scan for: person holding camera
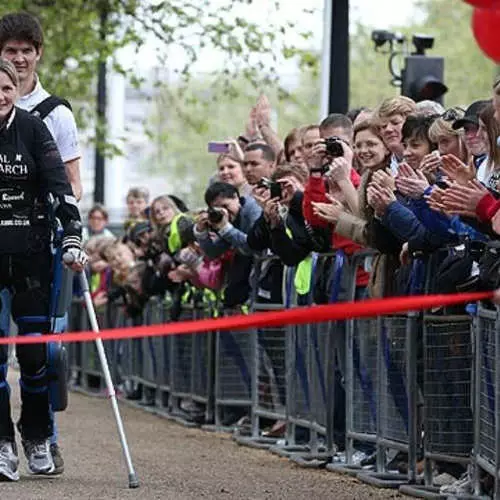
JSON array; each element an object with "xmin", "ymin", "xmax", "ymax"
[
  {"xmin": 247, "ymin": 165, "xmax": 316, "ymax": 267},
  {"xmin": 302, "ymin": 114, "xmax": 367, "ymax": 270},
  {"xmin": 194, "ymin": 182, "xmax": 261, "ymax": 258},
  {"xmin": 194, "ymin": 182, "xmax": 262, "ymax": 308}
]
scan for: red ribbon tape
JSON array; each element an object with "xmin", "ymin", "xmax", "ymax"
[{"xmin": 0, "ymin": 291, "xmax": 492, "ymax": 345}]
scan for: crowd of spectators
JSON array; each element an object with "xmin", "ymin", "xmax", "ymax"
[{"xmin": 79, "ymin": 85, "xmax": 500, "ymax": 496}]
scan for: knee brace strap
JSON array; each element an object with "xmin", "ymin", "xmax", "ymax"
[
  {"xmin": 17, "ymin": 316, "xmax": 50, "ymax": 335},
  {"xmin": 20, "ymin": 366, "xmax": 48, "ymax": 394},
  {"xmin": 17, "ymin": 332, "xmax": 48, "ymax": 394}
]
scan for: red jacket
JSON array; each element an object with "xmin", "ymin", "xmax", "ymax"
[
  {"xmin": 302, "ymin": 170, "xmax": 369, "ymax": 286},
  {"xmin": 476, "ymin": 192, "xmax": 500, "ymax": 222}
]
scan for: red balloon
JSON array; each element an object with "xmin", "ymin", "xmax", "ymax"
[
  {"xmin": 472, "ymin": 7, "xmax": 500, "ymax": 62},
  {"xmin": 464, "ymin": 0, "xmax": 500, "ymax": 7}
]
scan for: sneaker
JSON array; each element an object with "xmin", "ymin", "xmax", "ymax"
[
  {"xmin": 434, "ymin": 472, "xmax": 457, "ymax": 487},
  {"xmin": 0, "ymin": 440, "xmax": 19, "ymax": 481},
  {"xmin": 360, "ymin": 451, "xmax": 377, "ymax": 468},
  {"xmin": 351, "ymin": 450, "xmax": 369, "ymax": 465},
  {"xmin": 439, "ymin": 473, "xmax": 473, "ymax": 496},
  {"xmin": 22, "ymin": 438, "xmax": 55, "ymax": 475},
  {"xmin": 49, "ymin": 443, "xmax": 64, "ymax": 475}
]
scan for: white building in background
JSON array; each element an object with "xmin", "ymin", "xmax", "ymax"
[{"xmin": 79, "ymin": 68, "xmax": 172, "ymax": 222}]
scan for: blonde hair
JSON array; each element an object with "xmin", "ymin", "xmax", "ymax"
[
  {"xmin": 428, "ymin": 117, "xmax": 462, "ymax": 143},
  {"xmin": 216, "ymin": 141, "xmax": 244, "ymax": 165},
  {"xmin": 84, "ymin": 234, "xmax": 116, "ymax": 254},
  {"xmin": 354, "ymin": 118, "xmax": 385, "ymax": 140},
  {"xmin": 375, "ymin": 96, "xmax": 417, "ymax": 121},
  {"xmin": 150, "ymin": 195, "xmax": 180, "ymax": 227},
  {"xmin": 216, "ymin": 152, "xmax": 243, "ymax": 167},
  {"xmin": 98, "ymin": 237, "xmax": 120, "ymax": 261},
  {"xmin": 0, "ymin": 58, "xmax": 18, "ymax": 88}
]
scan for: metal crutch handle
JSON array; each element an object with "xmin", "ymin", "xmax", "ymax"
[{"xmin": 66, "ymin": 254, "xmax": 139, "ymax": 489}]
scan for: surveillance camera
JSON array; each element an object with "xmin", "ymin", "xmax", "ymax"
[
  {"xmin": 371, "ymin": 30, "xmax": 395, "ymax": 49},
  {"xmin": 412, "ymin": 34, "xmax": 434, "ymax": 55}
]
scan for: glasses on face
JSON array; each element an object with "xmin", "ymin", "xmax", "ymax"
[{"xmin": 440, "ymin": 107, "xmax": 465, "ymax": 122}]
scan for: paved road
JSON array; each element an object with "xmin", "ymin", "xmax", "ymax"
[{"xmin": 4, "ymin": 372, "xmax": 408, "ymax": 500}]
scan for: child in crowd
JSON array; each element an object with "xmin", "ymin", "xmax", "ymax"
[
  {"xmin": 84, "ymin": 235, "xmax": 115, "ymax": 308},
  {"xmin": 124, "ymin": 186, "xmax": 150, "ymax": 233}
]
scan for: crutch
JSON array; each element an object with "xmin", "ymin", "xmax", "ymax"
[{"xmin": 64, "ymin": 254, "xmax": 139, "ymax": 488}]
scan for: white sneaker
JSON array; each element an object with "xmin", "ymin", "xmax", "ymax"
[
  {"xmin": 434, "ymin": 472, "xmax": 457, "ymax": 487},
  {"xmin": 351, "ymin": 450, "xmax": 369, "ymax": 465},
  {"xmin": 0, "ymin": 440, "xmax": 19, "ymax": 481},
  {"xmin": 22, "ymin": 438, "xmax": 55, "ymax": 475},
  {"xmin": 439, "ymin": 473, "xmax": 473, "ymax": 497}
]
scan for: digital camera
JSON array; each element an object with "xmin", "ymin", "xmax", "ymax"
[
  {"xmin": 256, "ymin": 177, "xmax": 282, "ymax": 199},
  {"xmin": 324, "ymin": 136, "xmax": 344, "ymax": 158},
  {"xmin": 207, "ymin": 207, "xmax": 224, "ymax": 224}
]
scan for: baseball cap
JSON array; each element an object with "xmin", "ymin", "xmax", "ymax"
[
  {"xmin": 452, "ymin": 100, "xmax": 491, "ymax": 130},
  {"xmin": 129, "ymin": 221, "xmax": 151, "ymax": 244}
]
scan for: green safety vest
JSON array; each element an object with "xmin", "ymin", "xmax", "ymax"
[
  {"xmin": 167, "ymin": 213, "xmax": 185, "ymax": 254},
  {"xmin": 284, "ymin": 226, "xmax": 312, "ymax": 296}
]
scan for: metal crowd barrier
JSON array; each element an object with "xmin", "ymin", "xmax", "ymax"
[
  {"xmin": 213, "ymin": 306, "xmax": 254, "ymax": 429},
  {"xmin": 235, "ymin": 257, "xmax": 294, "ymax": 449},
  {"xmin": 68, "ymin": 299, "xmax": 123, "ymax": 393},
  {"xmin": 473, "ymin": 303, "xmax": 499, "ymax": 498},
  {"xmin": 267, "ymin": 252, "xmax": 345, "ymax": 467},
  {"xmin": 329, "ymin": 250, "xmax": 378, "ymax": 475},
  {"xmin": 65, "ymin": 249, "xmax": 500, "ymax": 498},
  {"xmin": 169, "ymin": 292, "xmax": 215, "ymax": 426},
  {"xmin": 358, "ymin": 258, "xmax": 424, "ymax": 489}
]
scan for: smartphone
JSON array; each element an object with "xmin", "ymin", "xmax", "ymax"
[
  {"xmin": 270, "ymin": 182, "xmax": 282, "ymax": 199},
  {"xmin": 208, "ymin": 141, "xmax": 231, "ymax": 154}
]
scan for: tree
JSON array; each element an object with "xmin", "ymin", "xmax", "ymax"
[
  {"xmin": 0, "ymin": 1, "xmax": 315, "ymax": 107},
  {"xmin": 144, "ymin": 0, "xmax": 499, "ymax": 207},
  {"xmin": 145, "ymin": 70, "xmax": 320, "ymax": 206}
]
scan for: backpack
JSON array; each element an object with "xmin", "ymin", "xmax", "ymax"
[{"xmin": 30, "ymin": 95, "xmax": 72, "ymax": 120}]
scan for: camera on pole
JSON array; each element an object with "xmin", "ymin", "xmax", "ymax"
[{"xmin": 371, "ymin": 30, "xmax": 448, "ymax": 104}]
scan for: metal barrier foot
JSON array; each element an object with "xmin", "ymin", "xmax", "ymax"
[
  {"xmin": 327, "ymin": 462, "xmax": 372, "ymax": 477},
  {"xmin": 201, "ymin": 424, "xmax": 237, "ymax": 433},
  {"xmin": 400, "ymin": 485, "xmax": 490, "ymax": 500},
  {"xmin": 399, "ymin": 484, "xmax": 444, "ymax": 499},
  {"xmin": 233, "ymin": 435, "xmax": 278, "ymax": 450},
  {"xmin": 166, "ymin": 408, "xmax": 203, "ymax": 428},
  {"xmin": 357, "ymin": 471, "xmax": 410, "ymax": 489},
  {"xmin": 288, "ymin": 452, "xmax": 333, "ymax": 469},
  {"xmin": 268, "ymin": 443, "xmax": 310, "ymax": 458}
]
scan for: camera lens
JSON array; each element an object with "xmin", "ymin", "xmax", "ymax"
[
  {"xmin": 324, "ymin": 137, "xmax": 344, "ymax": 158},
  {"xmin": 208, "ymin": 208, "xmax": 224, "ymax": 224}
]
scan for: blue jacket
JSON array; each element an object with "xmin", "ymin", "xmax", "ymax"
[
  {"xmin": 381, "ymin": 195, "xmax": 487, "ymax": 253},
  {"xmin": 194, "ymin": 195, "xmax": 262, "ymax": 258},
  {"xmin": 408, "ymin": 188, "xmax": 486, "ymax": 241}
]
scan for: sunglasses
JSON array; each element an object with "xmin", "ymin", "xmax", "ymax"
[{"xmin": 440, "ymin": 107, "xmax": 465, "ymax": 122}]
